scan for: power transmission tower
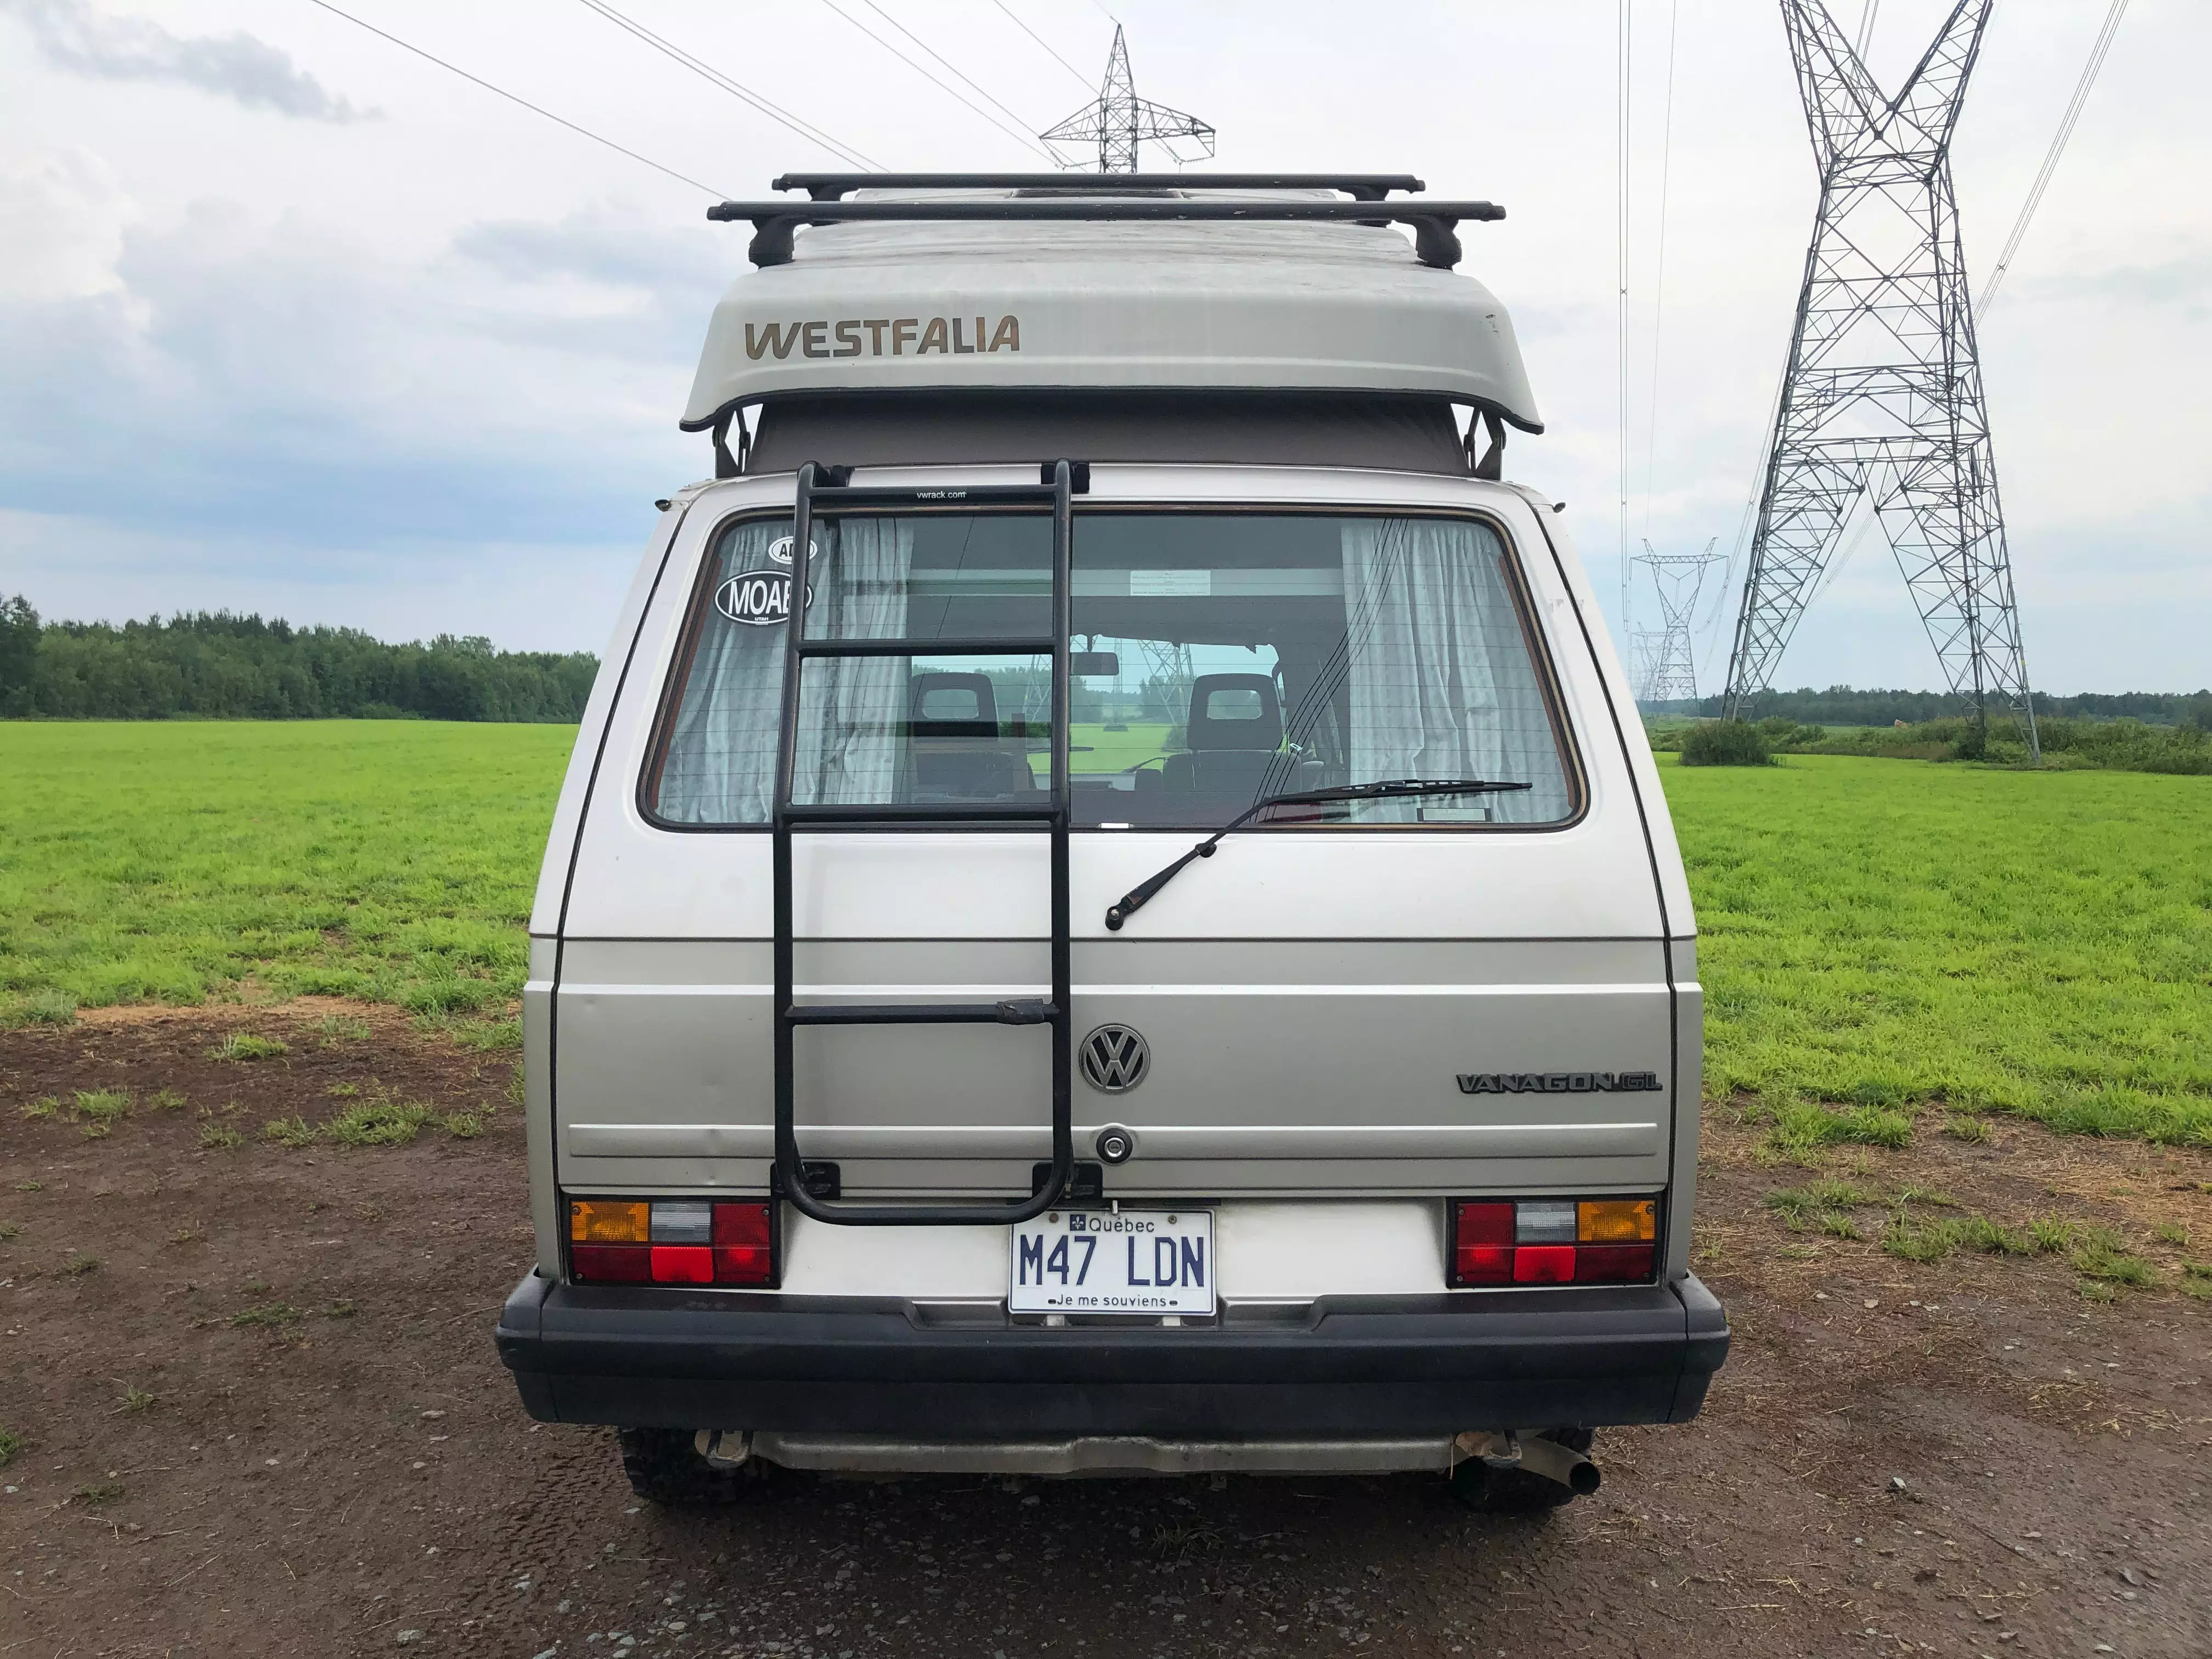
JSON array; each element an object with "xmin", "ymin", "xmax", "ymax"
[
  {"xmin": 1723, "ymin": 0, "xmax": 2039, "ymax": 759},
  {"xmin": 1138, "ymin": 639, "xmax": 1194, "ymax": 723},
  {"xmin": 1635, "ymin": 539, "xmax": 1724, "ymax": 704},
  {"xmin": 1041, "ymin": 25, "xmax": 1215, "ymax": 172}
]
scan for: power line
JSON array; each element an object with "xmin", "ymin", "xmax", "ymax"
[
  {"xmin": 1615, "ymin": 0, "xmax": 1632, "ymax": 636},
  {"xmin": 1638, "ymin": 0, "xmax": 1680, "ymax": 543},
  {"xmin": 819, "ymin": 0, "xmax": 1058, "ymax": 162},
  {"xmin": 1975, "ymin": 0, "xmax": 2128, "ymax": 320},
  {"xmin": 1853, "ymin": 0, "xmax": 1879, "ymax": 59},
  {"xmin": 992, "ymin": 0, "xmax": 1094, "ymax": 91},
  {"xmin": 302, "ymin": 0, "xmax": 729, "ymax": 196},
  {"xmin": 864, "ymin": 1, "xmax": 1042, "ymax": 140},
  {"xmin": 572, "ymin": 0, "xmax": 879, "ymax": 171}
]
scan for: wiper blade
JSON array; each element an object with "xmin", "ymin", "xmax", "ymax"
[{"xmin": 1102, "ymin": 778, "xmax": 1533, "ymax": 931}]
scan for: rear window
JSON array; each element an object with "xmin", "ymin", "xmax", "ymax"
[{"xmin": 646, "ymin": 510, "xmax": 1578, "ymax": 830}]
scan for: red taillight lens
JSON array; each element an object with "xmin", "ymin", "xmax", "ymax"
[
  {"xmin": 568, "ymin": 1197, "xmax": 776, "ymax": 1286},
  {"xmin": 650, "ymin": 1244, "xmax": 715, "ymax": 1284},
  {"xmin": 1511, "ymin": 1244, "xmax": 1577, "ymax": 1284},
  {"xmin": 1453, "ymin": 1201, "xmax": 1515, "ymax": 1284},
  {"xmin": 571, "ymin": 1243, "xmax": 650, "ymax": 1283},
  {"xmin": 711, "ymin": 1202, "xmax": 774, "ymax": 1286},
  {"xmin": 1572, "ymin": 1242, "xmax": 1656, "ymax": 1284},
  {"xmin": 1451, "ymin": 1200, "xmax": 1660, "ymax": 1288}
]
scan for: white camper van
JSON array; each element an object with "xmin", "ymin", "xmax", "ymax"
[{"xmin": 496, "ymin": 174, "xmax": 1727, "ymax": 1509}]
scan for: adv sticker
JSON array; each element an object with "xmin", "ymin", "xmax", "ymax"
[{"xmin": 714, "ymin": 536, "xmax": 817, "ymax": 627}]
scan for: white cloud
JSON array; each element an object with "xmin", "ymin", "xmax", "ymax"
[
  {"xmin": 0, "ymin": 0, "xmax": 2203, "ymax": 690},
  {"xmin": 2, "ymin": 0, "xmax": 373, "ymax": 121},
  {"xmin": 0, "ymin": 144, "xmax": 135, "ymax": 303}
]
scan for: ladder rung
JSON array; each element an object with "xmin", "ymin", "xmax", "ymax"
[
  {"xmin": 782, "ymin": 800, "xmax": 1060, "ymax": 824},
  {"xmin": 786, "ymin": 1000, "xmax": 1057, "ymax": 1028},
  {"xmin": 795, "ymin": 635, "xmax": 1055, "ymax": 659},
  {"xmin": 804, "ymin": 483, "xmax": 1060, "ymax": 507}
]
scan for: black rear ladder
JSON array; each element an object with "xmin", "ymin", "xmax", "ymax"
[{"xmin": 771, "ymin": 461, "xmax": 1076, "ymax": 1225}]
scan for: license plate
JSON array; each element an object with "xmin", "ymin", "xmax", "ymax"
[{"xmin": 1008, "ymin": 1209, "xmax": 1215, "ymax": 1316}]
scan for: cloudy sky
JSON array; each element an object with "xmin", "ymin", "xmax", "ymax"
[{"xmin": 1, "ymin": 0, "xmax": 2203, "ymax": 693}]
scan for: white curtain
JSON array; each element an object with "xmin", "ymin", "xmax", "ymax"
[
  {"xmin": 1340, "ymin": 517, "xmax": 1570, "ymax": 824},
  {"xmin": 657, "ymin": 517, "xmax": 788, "ymax": 825},
  {"xmin": 654, "ymin": 516, "xmax": 913, "ymax": 823},
  {"xmin": 793, "ymin": 516, "xmax": 912, "ymax": 806}
]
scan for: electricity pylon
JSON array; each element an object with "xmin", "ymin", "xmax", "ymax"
[
  {"xmin": 1041, "ymin": 25, "xmax": 1215, "ymax": 172},
  {"xmin": 1723, "ymin": 0, "xmax": 2038, "ymax": 759},
  {"xmin": 1635, "ymin": 539, "xmax": 1724, "ymax": 704}
]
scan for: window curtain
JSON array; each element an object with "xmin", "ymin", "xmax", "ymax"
[
  {"xmin": 793, "ymin": 515, "xmax": 912, "ymax": 806},
  {"xmin": 654, "ymin": 516, "xmax": 913, "ymax": 823},
  {"xmin": 1340, "ymin": 518, "xmax": 1570, "ymax": 823},
  {"xmin": 657, "ymin": 517, "xmax": 789, "ymax": 825}
]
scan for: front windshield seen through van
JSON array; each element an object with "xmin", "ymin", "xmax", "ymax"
[{"xmin": 650, "ymin": 511, "xmax": 1575, "ymax": 829}]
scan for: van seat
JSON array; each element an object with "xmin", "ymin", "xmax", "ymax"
[
  {"xmin": 910, "ymin": 671, "xmax": 1036, "ymax": 800},
  {"xmin": 1163, "ymin": 673, "xmax": 1283, "ymax": 801}
]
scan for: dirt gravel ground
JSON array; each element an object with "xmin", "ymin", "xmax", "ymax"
[{"xmin": 2, "ymin": 1007, "xmax": 2208, "ymax": 1658}]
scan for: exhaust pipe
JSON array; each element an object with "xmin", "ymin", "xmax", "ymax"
[
  {"xmin": 1514, "ymin": 1434, "xmax": 1601, "ymax": 1496},
  {"xmin": 1455, "ymin": 1430, "xmax": 1601, "ymax": 1496},
  {"xmin": 694, "ymin": 1429, "xmax": 752, "ymax": 1469}
]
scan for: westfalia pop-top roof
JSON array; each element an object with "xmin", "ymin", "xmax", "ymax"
[{"xmin": 679, "ymin": 174, "xmax": 1542, "ymax": 438}]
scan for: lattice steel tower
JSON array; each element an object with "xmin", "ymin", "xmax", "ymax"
[
  {"xmin": 1042, "ymin": 25, "xmax": 1215, "ymax": 173},
  {"xmin": 1723, "ymin": 0, "xmax": 2038, "ymax": 757},
  {"xmin": 1636, "ymin": 539, "xmax": 1725, "ymax": 704}
]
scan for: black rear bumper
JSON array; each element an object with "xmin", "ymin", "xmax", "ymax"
[{"xmin": 495, "ymin": 1272, "xmax": 1729, "ymax": 1437}]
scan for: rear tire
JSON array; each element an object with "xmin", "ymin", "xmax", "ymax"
[
  {"xmin": 616, "ymin": 1429, "xmax": 774, "ymax": 1507},
  {"xmin": 1448, "ymin": 1427, "xmax": 1595, "ymax": 1514}
]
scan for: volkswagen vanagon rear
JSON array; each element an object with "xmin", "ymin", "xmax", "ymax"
[{"xmin": 496, "ymin": 174, "xmax": 1727, "ymax": 1506}]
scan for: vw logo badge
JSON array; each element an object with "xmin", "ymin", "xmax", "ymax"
[{"xmin": 1079, "ymin": 1024, "xmax": 1149, "ymax": 1093}]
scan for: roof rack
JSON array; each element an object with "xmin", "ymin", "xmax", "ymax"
[
  {"xmin": 713, "ymin": 175, "xmax": 1503, "ymax": 272},
  {"xmin": 770, "ymin": 172, "xmax": 1428, "ymax": 202}
]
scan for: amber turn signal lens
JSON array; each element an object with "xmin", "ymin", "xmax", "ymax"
[
  {"xmin": 1578, "ymin": 1199, "xmax": 1656, "ymax": 1243},
  {"xmin": 570, "ymin": 1199, "xmax": 649, "ymax": 1244}
]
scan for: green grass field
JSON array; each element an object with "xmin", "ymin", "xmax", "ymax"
[
  {"xmin": 3, "ymin": 724, "xmax": 2207, "ymax": 1147},
  {"xmin": 1660, "ymin": 754, "xmax": 2212, "ymax": 1146},
  {"xmin": 0, "ymin": 721, "xmax": 571, "ymax": 1013}
]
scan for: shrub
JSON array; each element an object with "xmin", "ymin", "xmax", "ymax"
[
  {"xmin": 2, "ymin": 989, "xmax": 78, "ymax": 1027},
  {"xmin": 2068, "ymin": 1227, "xmax": 2156, "ymax": 1288},
  {"xmin": 325, "ymin": 1098, "xmax": 435, "ymax": 1147},
  {"xmin": 206, "ymin": 1032, "xmax": 288, "ymax": 1062},
  {"xmin": 1678, "ymin": 721, "xmax": 1774, "ymax": 768},
  {"xmin": 71, "ymin": 1088, "xmax": 132, "ymax": 1137},
  {"xmin": 1770, "ymin": 1101, "xmax": 1914, "ymax": 1154}
]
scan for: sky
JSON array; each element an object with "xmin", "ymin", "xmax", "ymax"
[{"xmin": 0, "ymin": 0, "xmax": 2204, "ymax": 694}]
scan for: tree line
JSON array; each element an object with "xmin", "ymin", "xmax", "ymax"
[
  {"xmin": 1645, "ymin": 684, "xmax": 2212, "ymax": 730},
  {"xmin": 0, "ymin": 599, "xmax": 596, "ymax": 723}
]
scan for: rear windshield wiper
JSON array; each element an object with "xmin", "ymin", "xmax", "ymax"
[{"xmin": 1103, "ymin": 778, "xmax": 1533, "ymax": 930}]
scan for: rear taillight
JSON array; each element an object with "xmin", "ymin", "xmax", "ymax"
[
  {"xmin": 567, "ymin": 1198, "xmax": 775, "ymax": 1286},
  {"xmin": 1451, "ymin": 1198, "xmax": 1657, "ymax": 1286}
]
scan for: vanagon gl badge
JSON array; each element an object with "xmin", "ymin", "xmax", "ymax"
[
  {"xmin": 1079, "ymin": 1025, "xmax": 1149, "ymax": 1093},
  {"xmin": 714, "ymin": 538, "xmax": 817, "ymax": 627},
  {"xmin": 1456, "ymin": 1071, "xmax": 1663, "ymax": 1094}
]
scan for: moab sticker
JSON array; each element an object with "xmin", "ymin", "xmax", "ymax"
[{"xmin": 714, "ymin": 537, "xmax": 817, "ymax": 627}]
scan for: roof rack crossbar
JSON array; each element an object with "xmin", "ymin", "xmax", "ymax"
[
  {"xmin": 771, "ymin": 172, "xmax": 1427, "ymax": 202},
  {"xmin": 712, "ymin": 198, "xmax": 1503, "ymax": 272}
]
